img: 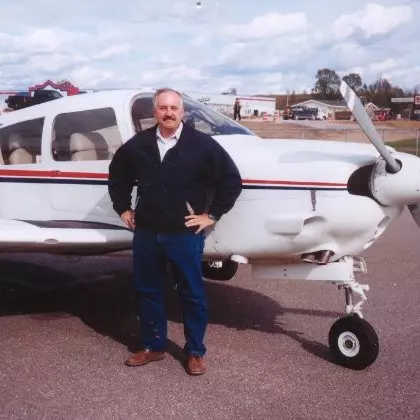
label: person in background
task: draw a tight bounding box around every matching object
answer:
[233,98,242,121]
[108,87,242,375]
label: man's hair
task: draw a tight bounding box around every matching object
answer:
[153,87,184,109]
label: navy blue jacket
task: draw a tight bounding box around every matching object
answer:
[108,124,242,233]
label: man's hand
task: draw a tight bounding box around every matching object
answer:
[121,209,136,230]
[185,214,215,234]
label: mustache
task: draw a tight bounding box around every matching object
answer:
[163,116,176,121]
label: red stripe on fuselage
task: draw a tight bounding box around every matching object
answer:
[242,179,347,187]
[0,169,108,179]
[0,169,347,187]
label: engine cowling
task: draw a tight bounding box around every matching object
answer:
[370,153,420,206]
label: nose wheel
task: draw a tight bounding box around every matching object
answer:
[328,315,379,370]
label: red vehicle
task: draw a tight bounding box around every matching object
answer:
[373,109,392,121]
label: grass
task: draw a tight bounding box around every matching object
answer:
[386,138,419,155]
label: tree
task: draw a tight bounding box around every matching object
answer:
[313,68,341,99]
[360,77,402,108]
[342,73,362,93]
[290,90,296,105]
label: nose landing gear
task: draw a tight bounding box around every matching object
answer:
[328,279,379,370]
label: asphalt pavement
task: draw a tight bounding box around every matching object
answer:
[1,210,420,420]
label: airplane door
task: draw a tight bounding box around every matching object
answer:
[46,107,126,224]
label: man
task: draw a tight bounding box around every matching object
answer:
[233,99,241,121]
[108,88,242,375]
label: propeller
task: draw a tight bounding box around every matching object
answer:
[339,81,400,174]
[340,80,420,227]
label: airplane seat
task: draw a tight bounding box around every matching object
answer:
[7,133,36,164]
[8,148,35,164]
[69,132,111,161]
[95,125,122,155]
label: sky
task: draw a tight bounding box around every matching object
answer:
[0,0,419,95]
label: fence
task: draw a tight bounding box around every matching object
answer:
[244,124,420,156]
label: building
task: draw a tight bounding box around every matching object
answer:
[391,95,420,120]
[186,92,276,118]
[364,101,379,117]
[290,99,348,119]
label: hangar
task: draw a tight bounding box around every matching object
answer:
[186,92,276,118]
[290,99,348,120]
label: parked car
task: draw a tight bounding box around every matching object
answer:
[283,106,322,120]
[5,89,63,111]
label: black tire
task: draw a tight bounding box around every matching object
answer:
[328,315,379,370]
[202,260,238,281]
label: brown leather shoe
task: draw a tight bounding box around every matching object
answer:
[125,349,166,367]
[186,355,206,375]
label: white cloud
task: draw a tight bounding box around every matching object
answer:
[223,12,307,41]
[69,66,115,88]
[0,52,25,66]
[217,31,315,73]
[368,58,399,74]
[190,34,211,48]
[333,3,413,40]
[28,53,89,72]
[330,42,369,68]
[218,42,248,64]
[173,1,192,18]
[140,65,204,87]
[0,1,418,93]
[93,44,132,60]
[383,66,420,89]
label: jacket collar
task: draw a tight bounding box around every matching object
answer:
[136,123,195,149]
[156,122,183,142]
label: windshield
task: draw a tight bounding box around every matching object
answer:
[131,93,254,136]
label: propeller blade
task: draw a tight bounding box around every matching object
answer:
[339,80,400,174]
[408,203,420,227]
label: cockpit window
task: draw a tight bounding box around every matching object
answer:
[131,93,254,136]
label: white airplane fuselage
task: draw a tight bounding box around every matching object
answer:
[0,90,404,261]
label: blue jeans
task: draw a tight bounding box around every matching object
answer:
[132,229,208,357]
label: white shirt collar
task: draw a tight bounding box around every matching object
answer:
[156,122,183,142]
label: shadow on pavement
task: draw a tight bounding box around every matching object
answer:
[0,258,338,365]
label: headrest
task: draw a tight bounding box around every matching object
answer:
[69,132,109,153]
[8,148,34,164]
[8,133,24,150]
[8,133,39,152]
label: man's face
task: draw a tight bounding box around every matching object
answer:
[153,91,184,132]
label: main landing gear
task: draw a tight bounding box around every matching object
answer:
[328,282,379,370]
[202,260,238,281]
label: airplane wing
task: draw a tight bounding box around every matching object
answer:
[0,219,133,254]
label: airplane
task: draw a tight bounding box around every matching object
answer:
[0,81,419,371]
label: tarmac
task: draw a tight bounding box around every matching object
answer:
[1,208,420,419]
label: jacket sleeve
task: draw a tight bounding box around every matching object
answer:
[108,145,137,216]
[207,142,242,220]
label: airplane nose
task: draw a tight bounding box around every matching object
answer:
[370,153,420,207]
[340,80,420,230]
